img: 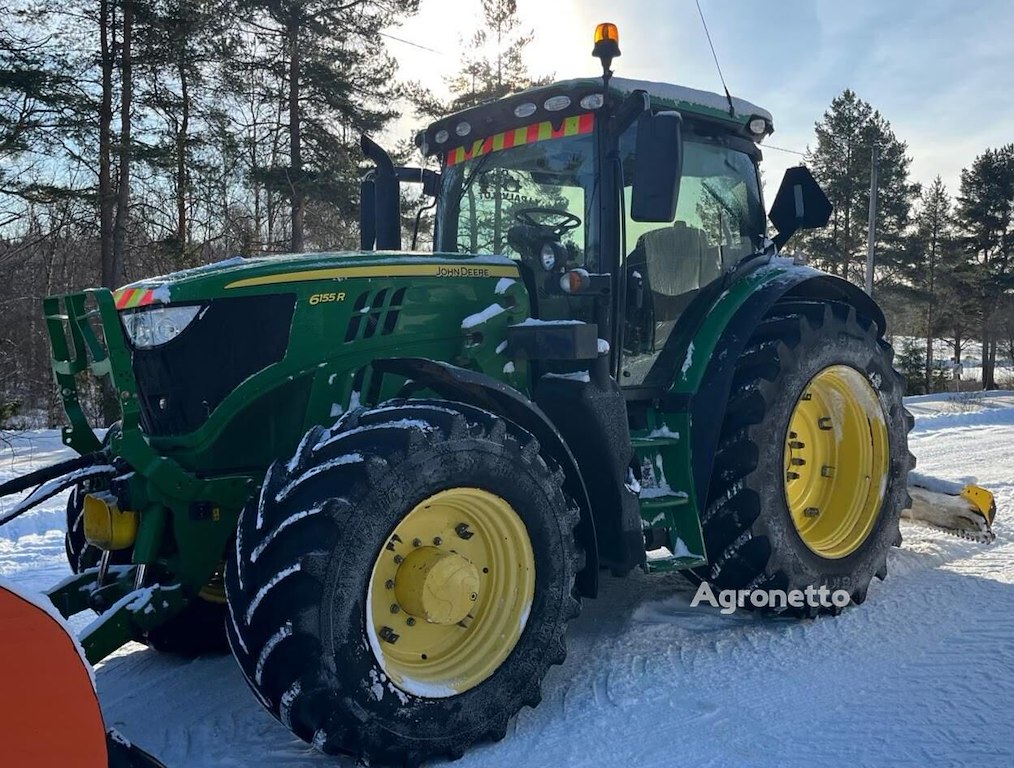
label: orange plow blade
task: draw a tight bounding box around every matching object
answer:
[1,582,108,767]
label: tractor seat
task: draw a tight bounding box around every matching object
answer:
[631,221,722,319]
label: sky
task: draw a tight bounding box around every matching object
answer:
[384,0,1014,204]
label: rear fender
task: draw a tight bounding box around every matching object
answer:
[371,357,599,597]
[676,262,885,504]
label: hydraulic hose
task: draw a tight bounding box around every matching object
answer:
[0,453,115,529]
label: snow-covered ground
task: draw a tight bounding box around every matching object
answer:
[2,392,1013,767]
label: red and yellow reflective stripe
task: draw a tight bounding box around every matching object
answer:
[113,287,157,310]
[446,113,594,167]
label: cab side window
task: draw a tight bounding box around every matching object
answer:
[621,138,762,388]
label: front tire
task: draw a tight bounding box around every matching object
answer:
[695,302,912,614]
[226,400,581,765]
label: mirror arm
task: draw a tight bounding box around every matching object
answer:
[772,229,793,251]
[394,167,442,197]
[610,90,651,140]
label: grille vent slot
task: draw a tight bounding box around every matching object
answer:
[345,287,407,343]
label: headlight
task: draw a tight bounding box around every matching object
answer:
[121,305,202,348]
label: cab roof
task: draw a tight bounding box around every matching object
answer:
[417,77,774,161]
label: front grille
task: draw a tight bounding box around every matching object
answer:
[345,288,407,342]
[129,294,295,436]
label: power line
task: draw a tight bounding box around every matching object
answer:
[764,144,807,157]
[694,0,734,116]
[379,31,445,55]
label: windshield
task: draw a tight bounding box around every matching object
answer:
[436,125,598,271]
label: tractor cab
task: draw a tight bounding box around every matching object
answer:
[408,42,825,396]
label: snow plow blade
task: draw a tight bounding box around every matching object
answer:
[903,474,997,543]
[0,581,165,768]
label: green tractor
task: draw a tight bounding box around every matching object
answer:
[0,23,996,767]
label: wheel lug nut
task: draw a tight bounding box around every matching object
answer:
[789,440,805,449]
[787,471,800,480]
[790,458,806,466]
[406,617,416,626]
[432,537,442,546]
[412,538,422,547]
[390,604,400,614]
[455,523,474,540]
[385,579,395,589]
[393,554,403,564]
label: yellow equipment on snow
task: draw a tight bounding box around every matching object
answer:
[903,476,997,543]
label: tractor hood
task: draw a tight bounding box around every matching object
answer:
[111,252,520,309]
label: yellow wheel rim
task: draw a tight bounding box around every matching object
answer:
[366,488,536,698]
[784,365,889,559]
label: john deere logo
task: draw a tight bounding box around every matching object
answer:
[435,266,494,278]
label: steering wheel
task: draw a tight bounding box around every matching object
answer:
[514,207,582,237]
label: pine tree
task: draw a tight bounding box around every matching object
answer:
[0,20,79,207]
[407,1,552,254]
[234,0,419,252]
[803,90,919,286]
[896,338,927,396]
[956,144,1014,389]
[411,0,549,122]
[446,0,547,112]
[907,177,963,389]
[134,0,235,268]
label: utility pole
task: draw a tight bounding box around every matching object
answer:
[865,145,879,295]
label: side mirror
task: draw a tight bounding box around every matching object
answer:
[769,166,832,249]
[630,111,682,223]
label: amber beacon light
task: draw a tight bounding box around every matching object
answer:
[593,23,621,59]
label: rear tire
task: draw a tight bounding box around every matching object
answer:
[693,302,913,614]
[225,400,582,766]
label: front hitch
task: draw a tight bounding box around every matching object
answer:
[46,565,189,664]
[35,288,253,662]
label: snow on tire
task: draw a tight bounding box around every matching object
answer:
[692,301,913,615]
[225,399,582,766]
